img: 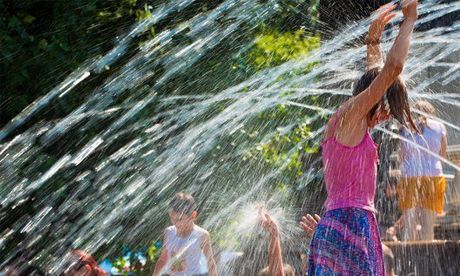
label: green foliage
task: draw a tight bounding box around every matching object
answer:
[248,29,320,70]
[147,241,162,263]
[112,257,128,274]
[245,119,319,178]
[0,0,148,126]
[109,241,161,275]
[241,28,321,186]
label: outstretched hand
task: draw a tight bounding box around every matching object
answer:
[300,214,320,238]
[368,3,397,42]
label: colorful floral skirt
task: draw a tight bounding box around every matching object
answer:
[308,208,384,276]
[397,176,446,214]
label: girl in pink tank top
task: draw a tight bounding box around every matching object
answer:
[308,2,420,275]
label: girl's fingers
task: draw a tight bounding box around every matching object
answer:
[376,3,397,17]
[306,214,318,226]
[301,218,312,227]
[302,214,319,225]
[384,12,398,24]
[376,2,393,13]
[314,214,321,222]
[370,5,396,32]
[300,223,312,232]
[382,3,397,13]
[301,216,311,226]
[300,222,313,233]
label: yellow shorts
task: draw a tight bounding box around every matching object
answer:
[397,176,446,214]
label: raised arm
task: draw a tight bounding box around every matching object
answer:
[342,0,417,125]
[367,4,397,69]
[202,233,218,276]
[261,211,285,276]
[153,232,169,276]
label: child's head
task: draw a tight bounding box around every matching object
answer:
[354,67,418,131]
[413,100,435,127]
[258,264,295,276]
[168,192,197,231]
[413,100,435,115]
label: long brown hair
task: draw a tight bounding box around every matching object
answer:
[353,67,418,132]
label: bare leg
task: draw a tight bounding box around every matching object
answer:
[402,208,419,241]
[419,208,436,240]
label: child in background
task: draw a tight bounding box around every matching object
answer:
[398,100,448,240]
[308,1,419,274]
[258,208,295,276]
[153,192,218,276]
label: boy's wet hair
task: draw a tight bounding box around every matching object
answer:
[169,192,196,215]
[354,67,418,132]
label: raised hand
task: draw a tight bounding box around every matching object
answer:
[402,0,418,21]
[300,214,320,238]
[259,208,279,237]
[367,3,397,43]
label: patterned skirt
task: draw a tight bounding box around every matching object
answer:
[307,208,384,276]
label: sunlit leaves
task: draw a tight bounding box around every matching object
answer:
[245,121,318,178]
[241,28,321,183]
[248,29,320,70]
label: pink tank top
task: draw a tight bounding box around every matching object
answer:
[321,111,378,213]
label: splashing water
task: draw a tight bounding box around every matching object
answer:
[212,202,302,275]
[0,0,459,274]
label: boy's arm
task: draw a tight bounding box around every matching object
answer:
[153,248,168,276]
[260,212,285,276]
[153,232,169,276]
[267,229,285,276]
[202,233,218,276]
